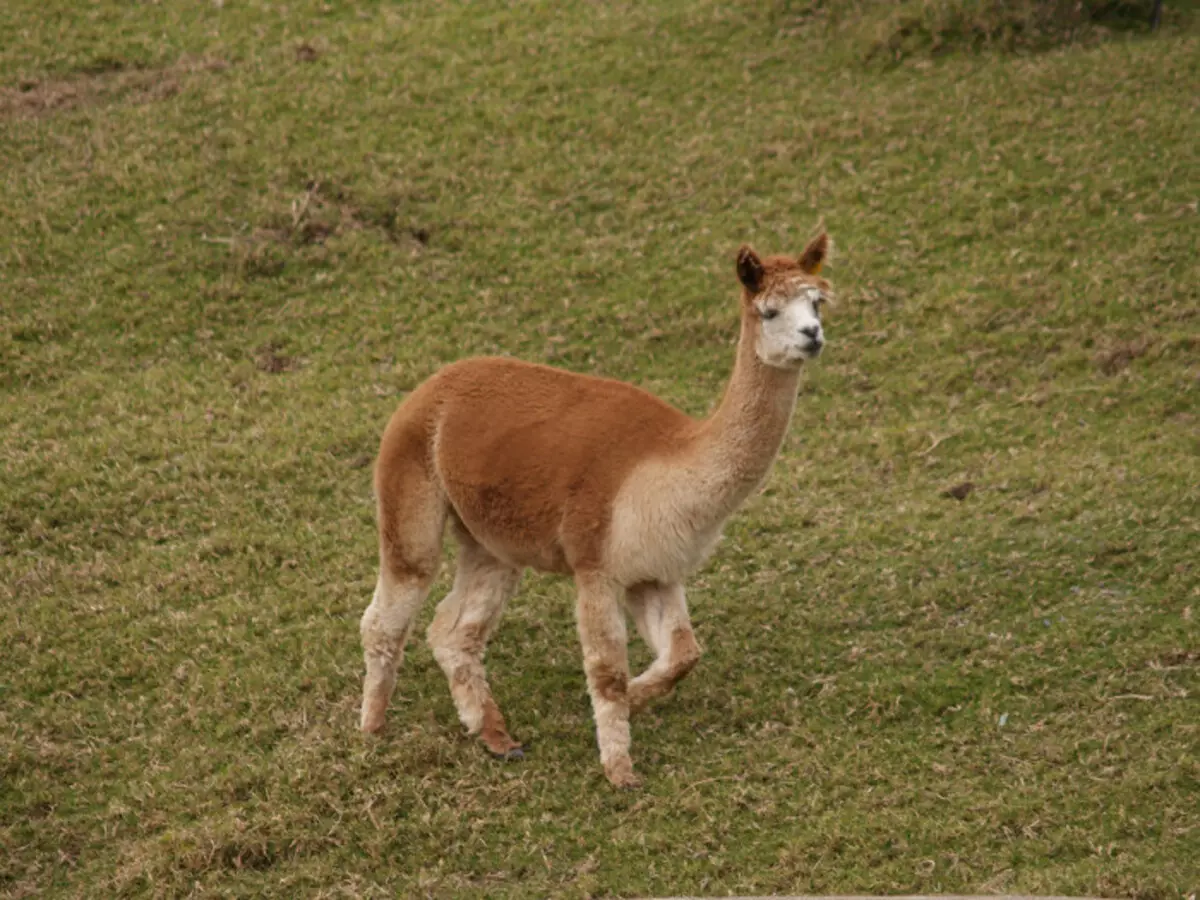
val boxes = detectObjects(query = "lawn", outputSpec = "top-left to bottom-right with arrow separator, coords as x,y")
1,0 -> 1197,897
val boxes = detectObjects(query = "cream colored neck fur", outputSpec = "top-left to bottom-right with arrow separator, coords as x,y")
606,303 -> 804,587
662,308 -> 801,533
614,307 -> 801,573
695,307 -> 802,498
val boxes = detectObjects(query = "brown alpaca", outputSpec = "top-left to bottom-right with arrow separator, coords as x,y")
360,232 -> 832,787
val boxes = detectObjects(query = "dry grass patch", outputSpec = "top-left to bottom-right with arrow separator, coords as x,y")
0,54 -> 228,119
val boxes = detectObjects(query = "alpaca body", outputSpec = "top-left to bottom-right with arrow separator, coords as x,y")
396,356 -> 698,577
359,234 -> 832,787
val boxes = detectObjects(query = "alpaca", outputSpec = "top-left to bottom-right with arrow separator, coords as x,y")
360,232 -> 832,787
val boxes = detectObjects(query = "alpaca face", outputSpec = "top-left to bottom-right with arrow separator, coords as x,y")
735,231 -> 831,370
753,283 -> 826,369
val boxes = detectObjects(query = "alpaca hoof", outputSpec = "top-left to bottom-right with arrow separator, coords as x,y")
482,730 -> 528,761
604,757 -> 641,790
360,700 -> 387,734
487,743 -> 527,762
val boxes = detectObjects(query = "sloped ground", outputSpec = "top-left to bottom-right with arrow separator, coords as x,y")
1,1 -> 1196,897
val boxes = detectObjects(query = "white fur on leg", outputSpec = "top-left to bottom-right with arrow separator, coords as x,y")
626,582 -> 700,713
427,547 -> 521,741
577,573 -> 638,787
588,674 -> 632,769
430,646 -> 487,733
360,573 -> 426,732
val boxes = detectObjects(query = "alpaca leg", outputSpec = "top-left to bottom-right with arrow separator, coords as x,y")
576,572 -> 638,788
360,463 -> 446,734
625,581 -> 702,715
360,570 -> 432,733
427,528 -> 523,758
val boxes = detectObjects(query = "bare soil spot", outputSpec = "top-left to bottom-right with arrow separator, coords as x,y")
1153,649 -> 1197,668
1,55 -> 229,120
254,343 -> 297,374
1095,338 -> 1152,375
262,180 -> 434,249
942,481 -> 975,501
1091,540 -> 1137,562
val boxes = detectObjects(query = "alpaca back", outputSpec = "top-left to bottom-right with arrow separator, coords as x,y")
378,357 -> 695,573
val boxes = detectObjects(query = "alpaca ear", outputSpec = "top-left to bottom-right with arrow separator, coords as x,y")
799,231 -> 829,275
736,245 -> 765,293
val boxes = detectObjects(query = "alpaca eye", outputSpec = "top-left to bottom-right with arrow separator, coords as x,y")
761,308 -> 779,321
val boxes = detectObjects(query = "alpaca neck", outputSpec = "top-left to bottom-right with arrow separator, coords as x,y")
688,310 -> 802,517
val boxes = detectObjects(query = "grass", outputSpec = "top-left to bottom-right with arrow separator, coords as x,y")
1,0 -> 1197,897
781,0 -> 1184,61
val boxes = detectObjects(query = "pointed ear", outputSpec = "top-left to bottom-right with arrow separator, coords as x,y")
736,245 -> 765,293
798,231 -> 829,275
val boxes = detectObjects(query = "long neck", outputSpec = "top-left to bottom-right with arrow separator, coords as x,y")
687,309 -> 802,517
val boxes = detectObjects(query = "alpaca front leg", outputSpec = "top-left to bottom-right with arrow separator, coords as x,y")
575,573 -> 638,788
625,581 -> 702,715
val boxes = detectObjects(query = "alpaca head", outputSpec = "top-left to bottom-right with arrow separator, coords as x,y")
735,231 -> 830,370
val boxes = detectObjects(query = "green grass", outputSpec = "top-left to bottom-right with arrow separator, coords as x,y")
2,1 -> 1197,897
781,0 -> 1185,61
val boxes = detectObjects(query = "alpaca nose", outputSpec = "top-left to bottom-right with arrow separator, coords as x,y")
800,326 -> 821,342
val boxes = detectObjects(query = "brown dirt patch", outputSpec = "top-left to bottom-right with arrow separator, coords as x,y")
942,481 -> 975,501
259,180 -> 434,249
0,55 -> 228,120
254,343 -> 297,374
1094,337 -> 1152,375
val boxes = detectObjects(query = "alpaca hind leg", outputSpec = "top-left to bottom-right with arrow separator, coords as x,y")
360,466 -> 446,733
576,572 -> 638,788
427,528 -> 523,758
625,581 -> 701,715
360,571 -> 432,732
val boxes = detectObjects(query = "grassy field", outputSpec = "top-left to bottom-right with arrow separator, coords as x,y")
2,0 -> 1197,897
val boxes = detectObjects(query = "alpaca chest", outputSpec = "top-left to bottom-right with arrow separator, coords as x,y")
603,464 -> 729,586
